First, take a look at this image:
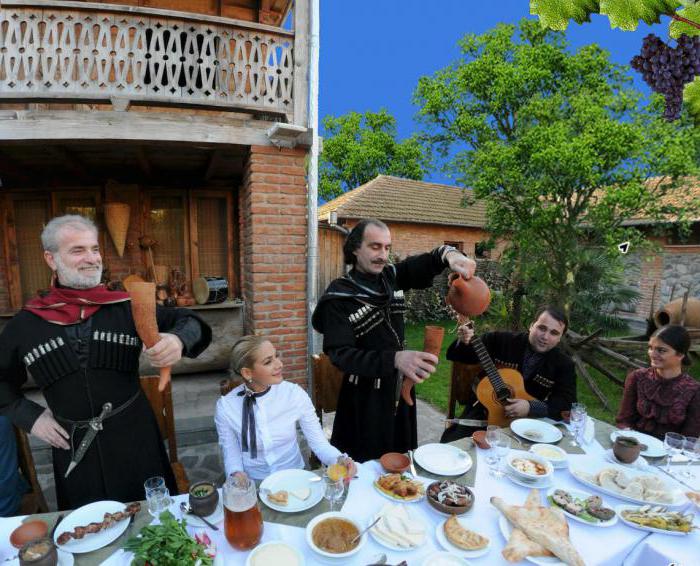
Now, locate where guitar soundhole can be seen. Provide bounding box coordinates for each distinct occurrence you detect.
[493,386,513,405]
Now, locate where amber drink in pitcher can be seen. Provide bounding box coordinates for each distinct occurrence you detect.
[223,473,263,550]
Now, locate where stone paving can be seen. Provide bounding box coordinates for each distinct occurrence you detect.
[35,399,448,511]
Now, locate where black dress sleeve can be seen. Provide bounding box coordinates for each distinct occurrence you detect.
[394,247,448,291]
[0,319,46,432]
[155,306,212,358]
[542,356,577,420]
[318,299,396,378]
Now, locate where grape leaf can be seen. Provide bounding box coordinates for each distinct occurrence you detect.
[669,4,700,36]
[683,76,700,124]
[529,0,599,30]
[599,0,682,31]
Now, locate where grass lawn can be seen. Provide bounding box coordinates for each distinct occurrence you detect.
[406,320,700,425]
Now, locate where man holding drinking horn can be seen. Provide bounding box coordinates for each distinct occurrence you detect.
[0,215,212,510]
[312,218,476,462]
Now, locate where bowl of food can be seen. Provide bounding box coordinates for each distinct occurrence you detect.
[426,480,474,515]
[10,521,49,549]
[530,444,568,468]
[506,451,553,481]
[379,452,410,473]
[246,540,304,566]
[188,481,219,517]
[18,537,57,566]
[306,511,365,559]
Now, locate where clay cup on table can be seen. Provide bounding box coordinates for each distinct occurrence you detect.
[10,521,48,549]
[188,481,219,516]
[18,537,58,566]
[380,452,411,473]
[612,435,647,464]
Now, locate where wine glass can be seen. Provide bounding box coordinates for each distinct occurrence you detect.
[323,477,344,512]
[146,486,172,518]
[570,403,587,446]
[484,425,500,472]
[680,436,699,479]
[664,432,685,474]
[491,431,511,478]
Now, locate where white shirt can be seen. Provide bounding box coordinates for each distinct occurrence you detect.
[215,380,342,480]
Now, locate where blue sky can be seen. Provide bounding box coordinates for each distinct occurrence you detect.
[319,0,666,184]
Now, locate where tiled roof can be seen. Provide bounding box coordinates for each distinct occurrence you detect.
[318,175,487,228]
[619,177,700,225]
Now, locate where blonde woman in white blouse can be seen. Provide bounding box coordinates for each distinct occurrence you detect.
[215,335,356,480]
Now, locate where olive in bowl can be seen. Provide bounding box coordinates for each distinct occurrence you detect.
[426,480,474,515]
[188,481,219,517]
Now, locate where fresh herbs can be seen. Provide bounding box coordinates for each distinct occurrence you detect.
[124,511,214,565]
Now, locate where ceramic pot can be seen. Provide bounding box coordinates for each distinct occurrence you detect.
[18,537,57,566]
[654,297,700,328]
[189,481,219,517]
[401,325,446,407]
[446,273,491,317]
[613,436,647,464]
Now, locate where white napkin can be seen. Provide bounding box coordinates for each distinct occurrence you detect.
[583,416,595,444]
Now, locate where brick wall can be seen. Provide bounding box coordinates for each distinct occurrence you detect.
[239,145,308,386]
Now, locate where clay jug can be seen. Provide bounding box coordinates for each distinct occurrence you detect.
[612,435,647,464]
[446,273,491,316]
[401,325,445,406]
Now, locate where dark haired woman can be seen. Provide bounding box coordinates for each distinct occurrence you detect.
[616,325,699,439]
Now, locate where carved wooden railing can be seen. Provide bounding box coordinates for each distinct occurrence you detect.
[0,0,295,117]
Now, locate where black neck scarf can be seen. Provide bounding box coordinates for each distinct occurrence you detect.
[237,385,271,459]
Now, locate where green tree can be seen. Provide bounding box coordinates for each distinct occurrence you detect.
[319,109,430,200]
[414,19,699,329]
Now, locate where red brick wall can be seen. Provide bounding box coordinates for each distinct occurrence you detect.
[239,145,308,386]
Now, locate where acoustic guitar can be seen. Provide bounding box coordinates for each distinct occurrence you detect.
[471,335,534,427]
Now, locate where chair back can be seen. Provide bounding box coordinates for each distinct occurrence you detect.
[311,353,344,421]
[14,426,49,514]
[447,362,482,419]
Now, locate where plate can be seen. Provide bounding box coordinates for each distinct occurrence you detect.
[435,517,491,558]
[616,504,696,536]
[373,475,426,503]
[569,464,685,507]
[530,444,568,468]
[421,551,471,566]
[505,471,553,490]
[604,449,650,471]
[545,488,618,527]
[259,469,324,513]
[182,499,224,528]
[245,540,305,565]
[511,419,563,444]
[414,443,473,476]
[6,549,74,566]
[498,515,563,565]
[53,500,132,554]
[610,430,666,458]
[369,507,427,551]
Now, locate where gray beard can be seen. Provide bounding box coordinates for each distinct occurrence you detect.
[54,255,102,289]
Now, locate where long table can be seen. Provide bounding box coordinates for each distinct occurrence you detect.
[1,419,697,565]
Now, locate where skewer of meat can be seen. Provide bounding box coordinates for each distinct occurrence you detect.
[57,502,140,544]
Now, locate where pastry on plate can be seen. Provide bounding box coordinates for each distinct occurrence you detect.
[444,515,488,550]
[267,490,288,505]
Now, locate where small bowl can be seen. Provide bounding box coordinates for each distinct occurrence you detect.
[506,451,553,481]
[379,452,410,473]
[18,537,57,566]
[188,481,219,517]
[10,521,49,549]
[472,430,490,450]
[426,481,474,515]
[246,541,304,566]
[530,444,568,468]
[306,512,366,559]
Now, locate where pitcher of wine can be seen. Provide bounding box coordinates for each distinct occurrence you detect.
[223,473,263,550]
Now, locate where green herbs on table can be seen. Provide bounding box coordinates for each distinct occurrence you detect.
[124,511,214,565]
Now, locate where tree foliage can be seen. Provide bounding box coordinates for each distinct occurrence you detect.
[414,19,699,328]
[319,109,430,200]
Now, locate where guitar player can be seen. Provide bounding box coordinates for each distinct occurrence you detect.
[441,306,577,443]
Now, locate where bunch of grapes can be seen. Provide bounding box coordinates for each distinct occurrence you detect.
[631,34,700,121]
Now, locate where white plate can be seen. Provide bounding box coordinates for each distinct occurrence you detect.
[604,449,650,471]
[569,464,685,507]
[414,443,473,476]
[369,508,427,551]
[505,470,553,490]
[435,517,491,558]
[182,498,224,528]
[7,549,74,566]
[421,551,471,566]
[54,500,132,554]
[373,476,426,503]
[530,444,568,468]
[610,430,666,458]
[498,515,563,565]
[259,469,324,512]
[511,419,563,444]
[245,540,305,565]
[545,488,618,527]
[616,504,696,536]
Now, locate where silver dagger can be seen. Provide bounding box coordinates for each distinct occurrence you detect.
[65,402,112,478]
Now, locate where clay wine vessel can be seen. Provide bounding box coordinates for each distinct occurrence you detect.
[446,273,491,317]
[401,325,445,406]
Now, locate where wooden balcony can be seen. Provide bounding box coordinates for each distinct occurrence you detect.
[0,0,300,121]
